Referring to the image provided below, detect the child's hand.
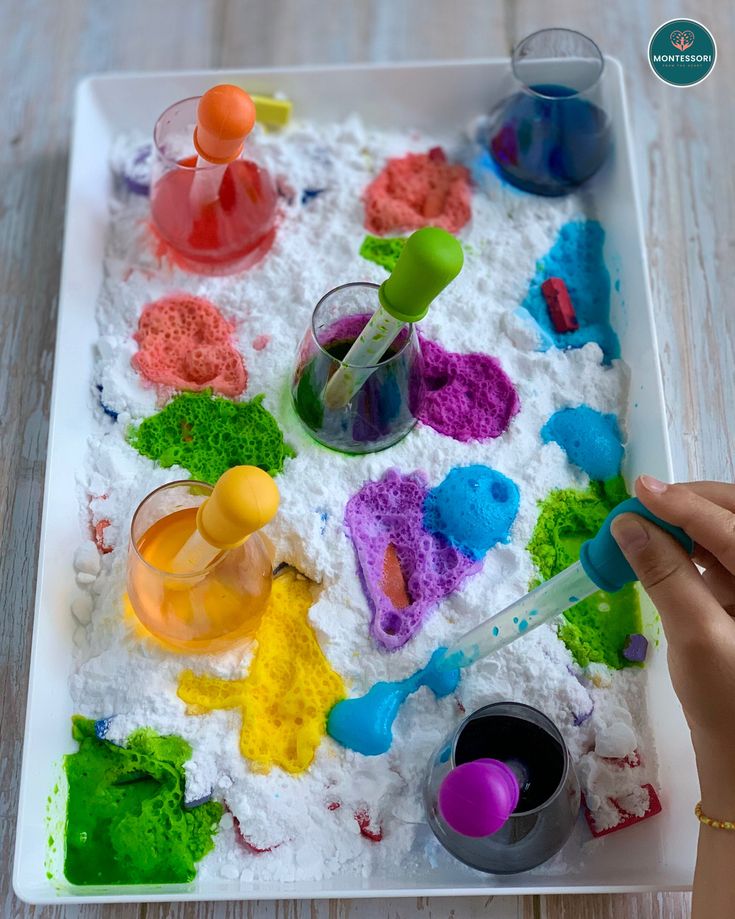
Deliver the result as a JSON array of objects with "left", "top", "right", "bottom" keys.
[{"left": 611, "top": 476, "right": 735, "bottom": 816}]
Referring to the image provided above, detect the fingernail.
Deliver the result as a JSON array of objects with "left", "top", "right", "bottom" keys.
[
  {"left": 640, "top": 474, "right": 668, "bottom": 494},
  {"left": 612, "top": 516, "right": 650, "bottom": 552}
]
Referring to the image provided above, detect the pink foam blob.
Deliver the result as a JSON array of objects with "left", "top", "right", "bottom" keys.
[
  {"left": 132, "top": 294, "right": 247, "bottom": 397},
  {"left": 363, "top": 150, "right": 472, "bottom": 236}
]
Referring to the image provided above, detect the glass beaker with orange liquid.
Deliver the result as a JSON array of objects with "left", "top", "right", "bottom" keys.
[{"left": 127, "top": 468, "right": 278, "bottom": 653}]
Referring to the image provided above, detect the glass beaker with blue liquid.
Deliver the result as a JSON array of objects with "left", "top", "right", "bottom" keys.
[{"left": 485, "top": 29, "right": 611, "bottom": 196}]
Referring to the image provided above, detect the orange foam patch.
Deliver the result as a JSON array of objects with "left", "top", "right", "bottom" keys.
[
  {"left": 132, "top": 294, "right": 247, "bottom": 397},
  {"left": 363, "top": 149, "right": 471, "bottom": 236},
  {"left": 380, "top": 544, "right": 411, "bottom": 609}
]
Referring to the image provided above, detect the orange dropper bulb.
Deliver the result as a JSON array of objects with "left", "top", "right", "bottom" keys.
[{"left": 193, "top": 84, "right": 257, "bottom": 165}]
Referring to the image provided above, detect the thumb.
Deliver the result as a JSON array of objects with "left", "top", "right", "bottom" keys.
[{"left": 610, "top": 512, "right": 724, "bottom": 644}]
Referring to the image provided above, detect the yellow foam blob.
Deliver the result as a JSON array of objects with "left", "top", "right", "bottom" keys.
[{"left": 177, "top": 570, "right": 345, "bottom": 774}]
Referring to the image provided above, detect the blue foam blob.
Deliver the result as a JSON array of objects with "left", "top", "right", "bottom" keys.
[
  {"left": 423, "top": 465, "right": 520, "bottom": 561},
  {"left": 541, "top": 405, "right": 623, "bottom": 480},
  {"left": 521, "top": 220, "right": 620, "bottom": 363}
]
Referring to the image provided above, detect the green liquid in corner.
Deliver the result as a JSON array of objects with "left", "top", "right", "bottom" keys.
[{"left": 63, "top": 717, "right": 223, "bottom": 885}]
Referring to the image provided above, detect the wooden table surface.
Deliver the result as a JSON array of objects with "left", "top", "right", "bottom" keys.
[{"left": 1, "top": 0, "right": 731, "bottom": 916}]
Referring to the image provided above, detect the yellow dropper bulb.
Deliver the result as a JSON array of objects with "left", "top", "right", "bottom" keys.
[{"left": 196, "top": 466, "right": 279, "bottom": 550}]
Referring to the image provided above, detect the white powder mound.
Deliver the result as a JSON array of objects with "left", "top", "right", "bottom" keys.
[{"left": 69, "top": 114, "right": 658, "bottom": 886}]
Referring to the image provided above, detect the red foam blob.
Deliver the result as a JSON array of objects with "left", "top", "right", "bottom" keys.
[
  {"left": 132, "top": 294, "right": 247, "bottom": 397},
  {"left": 363, "top": 150, "right": 471, "bottom": 235}
]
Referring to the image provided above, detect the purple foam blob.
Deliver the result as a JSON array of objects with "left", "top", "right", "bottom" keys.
[
  {"left": 623, "top": 633, "right": 649, "bottom": 662},
  {"left": 314, "top": 312, "right": 519, "bottom": 444},
  {"left": 344, "top": 469, "right": 481, "bottom": 650},
  {"left": 418, "top": 337, "right": 520, "bottom": 442},
  {"left": 438, "top": 759, "right": 520, "bottom": 837}
]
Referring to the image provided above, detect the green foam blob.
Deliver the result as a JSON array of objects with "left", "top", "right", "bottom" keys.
[
  {"left": 128, "top": 390, "right": 294, "bottom": 484},
  {"left": 359, "top": 235, "right": 407, "bottom": 273},
  {"left": 63, "top": 717, "right": 223, "bottom": 885},
  {"left": 527, "top": 477, "right": 643, "bottom": 670}
]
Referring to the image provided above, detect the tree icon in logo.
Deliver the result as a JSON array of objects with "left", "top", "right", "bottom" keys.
[{"left": 670, "top": 30, "right": 695, "bottom": 51}]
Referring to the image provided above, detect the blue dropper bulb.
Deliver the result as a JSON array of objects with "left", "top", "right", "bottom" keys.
[{"left": 580, "top": 497, "right": 694, "bottom": 593}]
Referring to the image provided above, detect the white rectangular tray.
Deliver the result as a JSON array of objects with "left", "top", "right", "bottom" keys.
[{"left": 14, "top": 59, "right": 697, "bottom": 904}]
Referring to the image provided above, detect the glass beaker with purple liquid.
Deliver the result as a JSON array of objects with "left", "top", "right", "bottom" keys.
[
  {"left": 291, "top": 283, "right": 425, "bottom": 454},
  {"left": 485, "top": 29, "right": 611, "bottom": 196}
]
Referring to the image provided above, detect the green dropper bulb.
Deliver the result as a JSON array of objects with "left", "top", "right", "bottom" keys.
[{"left": 378, "top": 227, "right": 464, "bottom": 323}]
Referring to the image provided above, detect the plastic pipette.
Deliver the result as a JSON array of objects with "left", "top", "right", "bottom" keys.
[
  {"left": 323, "top": 227, "right": 463, "bottom": 409},
  {"left": 170, "top": 465, "right": 279, "bottom": 574},
  {"left": 190, "top": 85, "right": 257, "bottom": 211},
  {"left": 437, "top": 497, "right": 693, "bottom": 672}
]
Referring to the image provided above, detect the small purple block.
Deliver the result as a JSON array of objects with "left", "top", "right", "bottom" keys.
[{"left": 623, "top": 633, "right": 648, "bottom": 662}]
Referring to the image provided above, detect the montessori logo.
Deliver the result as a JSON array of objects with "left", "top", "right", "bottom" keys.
[{"left": 648, "top": 18, "right": 716, "bottom": 86}]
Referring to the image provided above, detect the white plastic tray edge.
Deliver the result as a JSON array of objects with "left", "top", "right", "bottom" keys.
[{"left": 13, "top": 59, "right": 695, "bottom": 904}]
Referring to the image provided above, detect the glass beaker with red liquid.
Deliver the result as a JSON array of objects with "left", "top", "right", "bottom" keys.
[{"left": 150, "top": 95, "right": 278, "bottom": 275}]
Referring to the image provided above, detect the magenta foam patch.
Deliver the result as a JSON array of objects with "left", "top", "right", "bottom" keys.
[
  {"left": 317, "top": 311, "right": 520, "bottom": 444},
  {"left": 417, "top": 336, "right": 520, "bottom": 442},
  {"left": 345, "top": 469, "right": 480, "bottom": 650}
]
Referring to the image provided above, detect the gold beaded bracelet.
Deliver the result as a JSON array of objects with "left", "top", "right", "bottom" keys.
[{"left": 695, "top": 801, "right": 735, "bottom": 830}]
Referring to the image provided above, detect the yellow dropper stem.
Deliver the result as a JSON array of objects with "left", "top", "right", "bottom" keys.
[{"left": 170, "top": 466, "right": 279, "bottom": 574}]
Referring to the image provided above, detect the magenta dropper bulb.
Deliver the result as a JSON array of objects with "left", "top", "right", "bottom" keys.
[{"left": 438, "top": 759, "right": 520, "bottom": 837}]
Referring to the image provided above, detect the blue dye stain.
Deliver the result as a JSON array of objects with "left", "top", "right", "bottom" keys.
[
  {"left": 614, "top": 278, "right": 621, "bottom": 292},
  {"left": 518, "top": 619, "right": 529, "bottom": 632},
  {"left": 521, "top": 220, "right": 620, "bottom": 363},
  {"left": 317, "top": 509, "right": 329, "bottom": 536},
  {"left": 423, "top": 465, "right": 520, "bottom": 562},
  {"left": 301, "top": 187, "right": 327, "bottom": 205},
  {"left": 541, "top": 404, "right": 623, "bottom": 480},
  {"left": 327, "top": 647, "right": 460, "bottom": 756},
  {"left": 513, "top": 617, "right": 519, "bottom": 624},
  {"left": 569, "top": 595, "right": 579, "bottom": 603},
  {"left": 96, "top": 384, "right": 118, "bottom": 421},
  {"left": 492, "top": 626, "right": 500, "bottom": 636},
  {"left": 94, "top": 716, "right": 113, "bottom": 739}
]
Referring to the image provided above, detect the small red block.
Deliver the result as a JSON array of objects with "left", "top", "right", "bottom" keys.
[
  {"left": 542, "top": 277, "right": 579, "bottom": 333},
  {"left": 427, "top": 146, "right": 447, "bottom": 163},
  {"left": 584, "top": 783, "right": 662, "bottom": 838}
]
